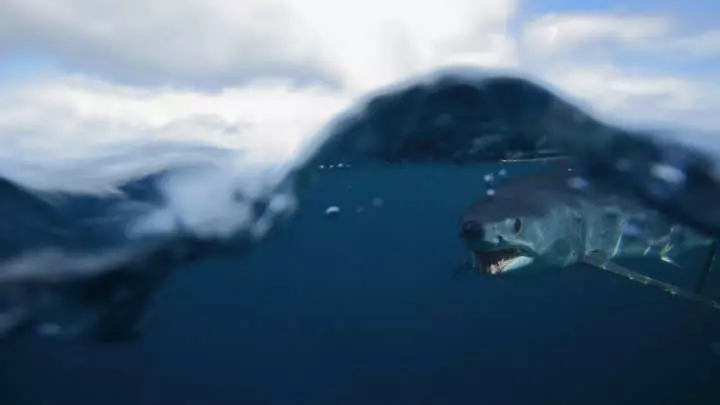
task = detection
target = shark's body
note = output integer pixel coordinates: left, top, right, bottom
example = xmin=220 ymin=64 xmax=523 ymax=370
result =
xmin=459 ymin=164 xmax=714 ymax=279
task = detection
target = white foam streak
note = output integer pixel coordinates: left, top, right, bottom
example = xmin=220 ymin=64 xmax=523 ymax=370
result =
xmin=0 ymin=247 xmax=143 ymax=284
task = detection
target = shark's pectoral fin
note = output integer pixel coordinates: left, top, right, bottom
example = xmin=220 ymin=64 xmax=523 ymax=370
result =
xmin=582 ymin=251 xmax=720 ymax=312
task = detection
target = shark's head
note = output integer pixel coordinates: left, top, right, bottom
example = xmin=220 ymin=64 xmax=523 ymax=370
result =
xmin=459 ymin=214 xmax=536 ymax=275
xmin=459 ymin=173 xmax=585 ymax=275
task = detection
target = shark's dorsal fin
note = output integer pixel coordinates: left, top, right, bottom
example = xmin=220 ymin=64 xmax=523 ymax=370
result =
xmin=582 ymin=251 xmax=720 ymax=312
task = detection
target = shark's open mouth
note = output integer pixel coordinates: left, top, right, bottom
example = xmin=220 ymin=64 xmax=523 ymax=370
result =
xmin=473 ymin=248 xmax=519 ymax=275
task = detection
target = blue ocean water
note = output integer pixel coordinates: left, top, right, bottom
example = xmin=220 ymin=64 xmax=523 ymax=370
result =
xmin=1 ymin=163 xmax=720 ymax=405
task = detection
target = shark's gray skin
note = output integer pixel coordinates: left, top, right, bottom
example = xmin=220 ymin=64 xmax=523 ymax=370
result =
xmin=458 ymin=163 xmax=713 ymax=277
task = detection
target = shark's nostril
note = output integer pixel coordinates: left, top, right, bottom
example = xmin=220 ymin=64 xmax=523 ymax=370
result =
xmin=462 ymin=221 xmax=484 ymax=238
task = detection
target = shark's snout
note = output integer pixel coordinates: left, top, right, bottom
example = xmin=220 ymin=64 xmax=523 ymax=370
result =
xmin=459 ymin=220 xmax=484 ymax=239
xmin=459 ymin=217 xmax=533 ymax=275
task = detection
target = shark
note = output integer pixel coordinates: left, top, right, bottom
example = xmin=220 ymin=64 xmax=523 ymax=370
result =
xmin=457 ymin=160 xmax=720 ymax=309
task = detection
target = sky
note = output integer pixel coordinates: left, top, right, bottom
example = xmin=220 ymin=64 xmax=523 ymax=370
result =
xmin=0 ymin=0 xmax=719 ymax=166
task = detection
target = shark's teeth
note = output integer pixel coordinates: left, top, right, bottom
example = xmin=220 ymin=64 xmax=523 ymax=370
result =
xmin=476 ymin=248 xmax=519 ymax=274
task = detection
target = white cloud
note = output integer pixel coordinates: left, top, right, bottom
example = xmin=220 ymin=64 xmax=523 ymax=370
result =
xmin=0 ymin=0 xmax=518 ymax=92
xmin=0 ymin=0 xmax=525 ymax=194
xmin=661 ymin=30 xmax=720 ymax=58
xmin=0 ymin=76 xmax=351 ymax=192
xmin=536 ymin=64 xmax=718 ymax=125
xmin=521 ymin=12 xmax=720 ymax=61
xmin=0 ymin=76 xmax=351 ymax=155
xmin=284 ymin=0 xmax=519 ymax=91
xmin=0 ymin=4 xmax=719 ymax=196
xmin=522 ymin=14 xmax=673 ymax=56
xmin=517 ymin=12 xmax=720 ymax=130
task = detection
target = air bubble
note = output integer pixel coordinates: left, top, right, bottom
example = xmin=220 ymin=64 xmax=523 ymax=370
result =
xmin=325 ymin=206 xmax=340 ymax=218
xmin=498 ymin=168 xmax=507 ymax=176
xmin=649 ymin=163 xmax=685 ymax=186
xmin=372 ymin=197 xmax=384 ymax=207
xmin=486 ymin=188 xmax=495 ymax=196
xmin=567 ymin=176 xmax=589 ymax=189
xmin=483 ymin=173 xmax=494 ymax=183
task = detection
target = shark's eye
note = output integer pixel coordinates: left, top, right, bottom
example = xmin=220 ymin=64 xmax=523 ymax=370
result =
xmin=513 ymin=218 xmax=522 ymax=233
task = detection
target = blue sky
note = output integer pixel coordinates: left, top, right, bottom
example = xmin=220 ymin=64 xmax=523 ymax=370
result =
xmin=520 ymin=0 xmax=719 ymax=26
xmin=3 ymin=1 xmax=718 ymax=85
xmin=516 ymin=0 xmax=720 ymax=75
xmin=0 ymin=0 xmax=719 ymax=164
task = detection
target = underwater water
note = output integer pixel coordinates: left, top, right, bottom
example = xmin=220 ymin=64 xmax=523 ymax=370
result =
xmin=1 ymin=70 xmax=720 ymax=404
xmin=1 ymin=163 xmax=720 ymax=405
